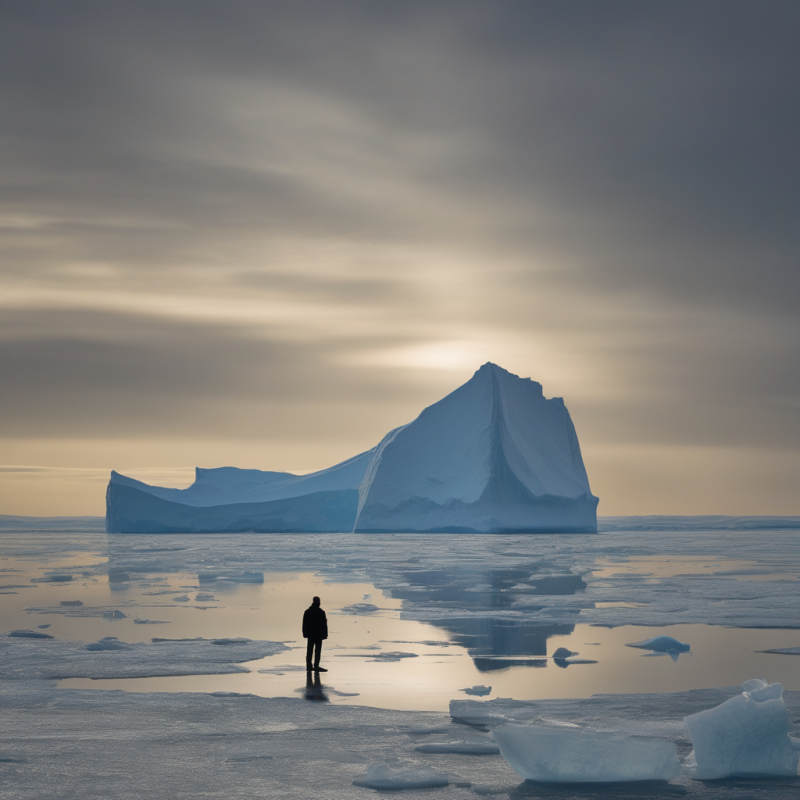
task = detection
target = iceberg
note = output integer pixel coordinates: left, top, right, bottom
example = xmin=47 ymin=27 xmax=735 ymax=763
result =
xmin=107 ymin=363 xmax=597 ymax=533
xmin=492 ymin=724 xmax=681 ymax=783
xmin=684 ymin=679 xmax=800 ymax=779
xmin=354 ymin=363 xmax=597 ymax=532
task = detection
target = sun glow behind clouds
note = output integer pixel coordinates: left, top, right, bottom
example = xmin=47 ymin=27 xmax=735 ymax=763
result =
xmin=344 ymin=341 xmax=484 ymax=371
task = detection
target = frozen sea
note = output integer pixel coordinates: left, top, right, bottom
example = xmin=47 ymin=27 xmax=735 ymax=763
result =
xmin=2 ymin=517 xmax=800 ymax=798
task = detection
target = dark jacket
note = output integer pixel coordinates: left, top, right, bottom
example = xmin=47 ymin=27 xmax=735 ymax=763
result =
xmin=302 ymin=606 xmax=328 ymax=640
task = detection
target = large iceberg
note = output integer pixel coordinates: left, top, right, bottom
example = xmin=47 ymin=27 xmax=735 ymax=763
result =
xmin=107 ymin=363 xmax=597 ymax=533
xmin=354 ymin=363 xmax=598 ymax=532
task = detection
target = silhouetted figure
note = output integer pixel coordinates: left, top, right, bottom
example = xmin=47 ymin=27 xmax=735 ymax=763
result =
xmin=303 ymin=670 xmax=329 ymax=702
xmin=303 ymin=595 xmax=328 ymax=672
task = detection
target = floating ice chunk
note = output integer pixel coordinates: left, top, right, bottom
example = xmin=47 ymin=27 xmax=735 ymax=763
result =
xmin=197 ymin=571 xmax=264 ymax=584
xmin=38 ymin=573 xmax=72 ymax=582
xmin=173 ymin=595 xmax=190 ymax=602
xmin=492 ymin=725 xmax=680 ymax=783
xmin=37 ymin=624 xmax=51 ymax=629
xmin=102 ymin=610 xmax=127 ymax=620
xmin=461 ymin=685 xmax=492 ymax=696
xmin=353 ymin=762 xmax=449 ymax=790
xmin=133 ymin=618 xmax=169 ymax=624
xmin=552 ymin=647 xmax=577 ymax=659
xmin=369 ymin=651 xmax=418 ymax=662
xmin=341 ymin=603 xmax=379 ymax=614
xmin=8 ymin=629 xmax=54 ymax=639
xmin=86 ymin=637 xmax=128 ymax=651
xmin=211 ymin=638 xmax=251 ymax=646
xmin=59 ymin=600 xmax=83 ymax=606
xmin=684 ymin=679 xmax=800 ymax=779
xmin=626 ymin=635 xmax=690 ymax=653
xmin=757 ymin=647 xmax=800 ymax=656
xmin=195 ymin=593 xmax=216 ymax=601
xmin=416 ymin=742 xmax=500 ymax=755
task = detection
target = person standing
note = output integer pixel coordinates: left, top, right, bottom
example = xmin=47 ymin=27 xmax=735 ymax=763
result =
xmin=302 ymin=595 xmax=328 ymax=672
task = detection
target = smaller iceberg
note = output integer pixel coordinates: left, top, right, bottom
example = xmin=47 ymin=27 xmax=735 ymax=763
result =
xmin=626 ymin=635 xmax=689 ymax=661
xmin=492 ymin=725 xmax=680 ymax=783
xmin=684 ymin=678 xmax=800 ymax=779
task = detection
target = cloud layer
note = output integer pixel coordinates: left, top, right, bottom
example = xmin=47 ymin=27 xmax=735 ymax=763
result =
xmin=1 ymin=1 xmax=798 ymax=514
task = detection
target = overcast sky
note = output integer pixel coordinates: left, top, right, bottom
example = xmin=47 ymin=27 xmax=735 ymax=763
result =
xmin=1 ymin=1 xmax=798 ymax=516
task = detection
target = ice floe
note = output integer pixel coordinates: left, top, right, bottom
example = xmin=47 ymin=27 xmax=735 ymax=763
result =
xmin=0 ymin=633 xmax=287 ymax=679
xmin=415 ymin=741 xmax=500 ymax=755
xmin=340 ymin=602 xmax=379 ymax=614
xmin=353 ymin=762 xmax=449 ymax=790
xmin=8 ymin=629 xmax=54 ymax=639
xmin=493 ymin=724 xmax=681 ymax=782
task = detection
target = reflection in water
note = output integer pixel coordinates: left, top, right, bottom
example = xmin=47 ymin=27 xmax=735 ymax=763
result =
xmin=436 ymin=618 xmax=575 ymax=672
xmin=393 ymin=564 xmax=587 ymax=671
xmin=302 ymin=672 xmax=329 ymax=702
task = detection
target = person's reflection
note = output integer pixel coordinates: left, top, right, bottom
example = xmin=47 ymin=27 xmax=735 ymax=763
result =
xmin=303 ymin=670 xmax=329 ymax=702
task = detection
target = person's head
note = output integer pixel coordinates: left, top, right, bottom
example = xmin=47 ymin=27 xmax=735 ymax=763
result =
xmin=311 ymin=596 xmax=320 ymax=607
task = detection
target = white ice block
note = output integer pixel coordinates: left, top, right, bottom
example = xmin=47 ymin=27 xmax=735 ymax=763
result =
xmin=684 ymin=679 xmax=800 ymax=779
xmin=492 ymin=724 xmax=681 ymax=783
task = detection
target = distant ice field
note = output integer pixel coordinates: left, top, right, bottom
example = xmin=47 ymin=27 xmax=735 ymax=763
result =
xmin=2 ymin=524 xmax=800 ymax=712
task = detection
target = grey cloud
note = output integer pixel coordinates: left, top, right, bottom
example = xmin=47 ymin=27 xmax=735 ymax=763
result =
xmin=0 ymin=2 xmax=798 ymax=477
xmin=0 ymin=309 xmax=450 ymax=438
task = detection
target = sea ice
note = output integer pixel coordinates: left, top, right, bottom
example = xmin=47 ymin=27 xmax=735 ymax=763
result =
xmin=353 ymin=762 xmax=449 ymax=790
xmin=415 ymin=741 xmax=501 ymax=755
xmin=369 ymin=651 xmax=418 ymax=662
xmin=684 ymin=678 xmax=800 ymax=779
xmin=340 ymin=602 xmax=379 ymax=613
xmin=492 ymin=724 xmax=681 ymax=782
xmin=8 ymin=629 xmax=54 ymax=639
xmin=85 ymin=637 xmax=128 ymax=651
xmin=0 ymin=633 xmax=288 ymax=679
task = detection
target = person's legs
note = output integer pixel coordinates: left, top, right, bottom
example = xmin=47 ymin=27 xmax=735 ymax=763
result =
xmin=313 ymin=638 xmax=322 ymax=669
xmin=306 ymin=638 xmax=315 ymax=670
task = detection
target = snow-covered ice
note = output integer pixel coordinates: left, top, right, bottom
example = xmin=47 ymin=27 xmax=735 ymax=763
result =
xmin=684 ymin=678 xmax=800 ymax=779
xmin=492 ymin=724 xmax=681 ymax=782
